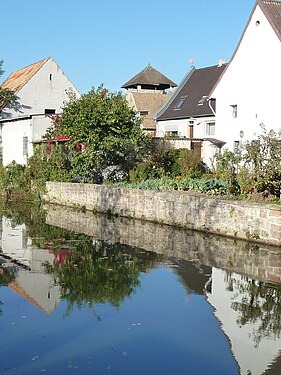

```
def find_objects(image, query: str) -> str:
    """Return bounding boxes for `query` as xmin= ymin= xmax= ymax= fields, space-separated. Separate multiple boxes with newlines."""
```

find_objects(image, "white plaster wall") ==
xmin=1 ymin=118 xmax=32 ymax=166
xmin=4 ymin=58 xmax=80 ymax=119
xmin=156 ymin=118 xmax=189 ymax=137
xmin=32 ymin=115 xmax=53 ymax=143
xmin=213 ymin=5 xmax=281 ymax=151
xmin=156 ymin=117 xmax=218 ymax=168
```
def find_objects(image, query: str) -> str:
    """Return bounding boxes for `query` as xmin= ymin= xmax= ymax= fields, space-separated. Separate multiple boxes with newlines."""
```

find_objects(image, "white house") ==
xmin=211 ymin=0 xmax=281 ymax=152
xmin=0 ymin=57 xmax=80 ymax=166
xmin=155 ymin=63 xmax=226 ymax=169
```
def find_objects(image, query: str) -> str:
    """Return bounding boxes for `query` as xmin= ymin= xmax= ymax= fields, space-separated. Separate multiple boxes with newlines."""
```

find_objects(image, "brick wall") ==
xmin=44 ymin=182 xmax=281 ymax=246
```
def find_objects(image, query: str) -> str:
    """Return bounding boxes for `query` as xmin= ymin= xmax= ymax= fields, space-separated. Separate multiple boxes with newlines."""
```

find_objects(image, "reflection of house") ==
xmin=122 ymin=65 xmax=177 ymax=136
xmin=0 ymin=217 xmax=61 ymax=314
xmin=0 ymin=57 xmax=80 ymax=166
xmin=171 ymin=259 xmax=212 ymax=295
xmin=210 ymin=0 xmax=281 ymax=152
xmin=156 ymin=63 xmax=226 ymax=168
xmin=206 ymin=267 xmax=281 ymax=375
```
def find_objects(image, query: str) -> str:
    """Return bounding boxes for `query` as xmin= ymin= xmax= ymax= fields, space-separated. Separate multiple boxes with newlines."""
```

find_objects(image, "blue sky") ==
xmin=1 ymin=0 xmax=256 ymax=94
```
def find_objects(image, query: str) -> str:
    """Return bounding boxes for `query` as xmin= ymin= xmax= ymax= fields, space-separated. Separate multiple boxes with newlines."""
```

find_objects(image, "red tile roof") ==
xmin=1 ymin=57 xmax=50 ymax=93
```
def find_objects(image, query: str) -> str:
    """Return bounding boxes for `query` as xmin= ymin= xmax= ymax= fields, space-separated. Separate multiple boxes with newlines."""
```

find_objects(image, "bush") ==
xmin=177 ymin=149 xmax=208 ymax=178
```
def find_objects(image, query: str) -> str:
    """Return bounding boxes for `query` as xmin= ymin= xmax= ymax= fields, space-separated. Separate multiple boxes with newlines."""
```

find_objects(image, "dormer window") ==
xmin=198 ymin=96 xmax=208 ymax=106
xmin=174 ymin=96 xmax=187 ymax=110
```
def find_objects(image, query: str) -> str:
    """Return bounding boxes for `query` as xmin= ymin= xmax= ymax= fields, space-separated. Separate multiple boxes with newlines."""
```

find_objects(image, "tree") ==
xmin=0 ymin=60 xmax=17 ymax=111
xmin=45 ymin=86 xmax=150 ymax=181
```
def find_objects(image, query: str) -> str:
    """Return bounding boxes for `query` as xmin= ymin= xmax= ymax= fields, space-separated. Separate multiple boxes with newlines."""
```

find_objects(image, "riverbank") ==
xmin=44 ymin=182 xmax=281 ymax=247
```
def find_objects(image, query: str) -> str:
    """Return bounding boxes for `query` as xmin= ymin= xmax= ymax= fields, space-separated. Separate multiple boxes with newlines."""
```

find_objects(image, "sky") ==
xmin=1 ymin=0 xmax=256 ymax=94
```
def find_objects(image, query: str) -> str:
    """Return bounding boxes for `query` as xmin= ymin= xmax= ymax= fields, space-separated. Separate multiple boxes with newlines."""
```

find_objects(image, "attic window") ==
xmin=49 ymin=74 xmax=53 ymax=81
xmin=174 ymin=96 xmax=187 ymax=110
xmin=198 ymin=96 xmax=208 ymax=106
xmin=256 ymin=20 xmax=260 ymax=26
xmin=45 ymin=109 xmax=56 ymax=115
xmin=140 ymin=110 xmax=149 ymax=116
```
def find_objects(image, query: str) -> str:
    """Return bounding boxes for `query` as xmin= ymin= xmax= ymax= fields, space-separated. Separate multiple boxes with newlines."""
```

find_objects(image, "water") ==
xmin=0 ymin=203 xmax=281 ymax=374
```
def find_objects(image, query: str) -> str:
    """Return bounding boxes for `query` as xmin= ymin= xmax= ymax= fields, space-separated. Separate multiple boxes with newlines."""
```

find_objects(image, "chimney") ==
xmin=218 ymin=59 xmax=225 ymax=67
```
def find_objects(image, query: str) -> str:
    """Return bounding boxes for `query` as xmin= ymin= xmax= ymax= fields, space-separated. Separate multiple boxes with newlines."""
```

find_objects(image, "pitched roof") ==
xmin=1 ymin=57 xmax=50 ymax=93
xmin=157 ymin=64 xmax=226 ymax=121
xmin=259 ymin=0 xmax=281 ymax=41
xmin=122 ymin=64 xmax=177 ymax=90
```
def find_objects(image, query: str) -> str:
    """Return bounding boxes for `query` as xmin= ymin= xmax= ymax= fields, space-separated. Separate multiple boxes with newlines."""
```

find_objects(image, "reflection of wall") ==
xmin=0 ymin=217 xmax=61 ymax=314
xmin=44 ymin=205 xmax=281 ymax=284
xmin=207 ymin=268 xmax=281 ymax=375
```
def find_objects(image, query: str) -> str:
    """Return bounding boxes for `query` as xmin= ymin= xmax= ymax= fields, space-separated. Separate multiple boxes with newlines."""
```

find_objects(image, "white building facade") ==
xmin=0 ymin=57 xmax=80 ymax=166
xmin=211 ymin=0 xmax=281 ymax=152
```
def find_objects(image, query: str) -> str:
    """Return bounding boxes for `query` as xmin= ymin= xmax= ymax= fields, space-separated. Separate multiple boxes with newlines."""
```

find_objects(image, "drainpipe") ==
xmin=208 ymin=98 xmax=216 ymax=116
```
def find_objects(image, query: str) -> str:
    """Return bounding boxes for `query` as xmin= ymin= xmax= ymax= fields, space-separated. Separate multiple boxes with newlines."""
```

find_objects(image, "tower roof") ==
xmin=122 ymin=65 xmax=177 ymax=90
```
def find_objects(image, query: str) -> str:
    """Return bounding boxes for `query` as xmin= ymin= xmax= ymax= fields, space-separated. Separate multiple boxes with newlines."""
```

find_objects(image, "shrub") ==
xmin=177 ymin=149 xmax=208 ymax=178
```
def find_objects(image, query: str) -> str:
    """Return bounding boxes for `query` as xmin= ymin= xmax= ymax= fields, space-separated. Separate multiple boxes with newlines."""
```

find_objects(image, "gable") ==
xmin=1 ymin=58 xmax=80 ymax=119
xmin=210 ymin=0 xmax=281 ymax=96
xmin=1 ymin=57 xmax=50 ymax=93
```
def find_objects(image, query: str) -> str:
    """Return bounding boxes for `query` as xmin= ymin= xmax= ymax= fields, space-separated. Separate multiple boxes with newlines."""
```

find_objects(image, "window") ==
xmin=174 ymin=96 xmax=187 ymax=110
xmin=23 ymin=136 xmax=28 ymax=157
xmin=49 ymin=74 xmax=53 ymax=81
xmin=206 ymin=122 xmax=215 ymax=136
xmin=198 ymin=96 xmax=208 ymax=106
xmin=45 ymin=109 xmax=56 ymax=115
xmin=140 ymin=110 xmax=149 ymax=116
xmin=165 ymin=131 xmax=179 ymax=137
xmin=231 ymin=105 xmax=238 ymax=118
xmin=233 ymin=140 xmax=241 ymax=154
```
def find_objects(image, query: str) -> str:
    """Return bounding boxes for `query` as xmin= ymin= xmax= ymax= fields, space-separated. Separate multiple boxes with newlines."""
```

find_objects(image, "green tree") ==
xmin=0 ymin=60 xmax=17 ymax=111
xmin=45 ymin=86 xmax=150 ymax=181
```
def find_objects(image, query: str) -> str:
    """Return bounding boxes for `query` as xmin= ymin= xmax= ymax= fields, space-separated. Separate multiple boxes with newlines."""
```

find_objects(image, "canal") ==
xmin=0 ymin=203 xmax=281 ymax=374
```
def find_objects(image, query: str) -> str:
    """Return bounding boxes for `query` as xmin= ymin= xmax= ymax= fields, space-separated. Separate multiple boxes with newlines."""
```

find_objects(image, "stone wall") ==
xmin=44 ymin=182 xmax=281 ymax=246
xmin=44 ymin=204 xmax=281 ymax=283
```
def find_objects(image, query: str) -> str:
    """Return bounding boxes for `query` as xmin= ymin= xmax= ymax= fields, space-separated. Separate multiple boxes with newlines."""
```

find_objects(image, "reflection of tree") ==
xmin=0 ymin=203 xmax=162 ymax=317
xmin=231 ymin=277 xmax=281 ymax=347
xmin=45 ymin=239 xmax=160 ymax=317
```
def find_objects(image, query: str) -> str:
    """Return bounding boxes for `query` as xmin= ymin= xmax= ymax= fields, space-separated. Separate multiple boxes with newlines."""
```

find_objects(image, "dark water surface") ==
xmin=0 ymin=204 xmax=281 ymax=375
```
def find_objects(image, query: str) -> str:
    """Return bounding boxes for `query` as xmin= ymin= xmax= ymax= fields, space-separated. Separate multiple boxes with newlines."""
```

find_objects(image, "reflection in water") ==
xmin=0 ymin=203 xmax=281 ymax=374
xmin=45 ymin=240 xmax=160 ymax=317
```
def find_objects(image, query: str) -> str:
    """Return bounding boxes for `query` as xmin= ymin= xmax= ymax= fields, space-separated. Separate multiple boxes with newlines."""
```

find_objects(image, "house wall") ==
xmin=156 ymin=117 xmax=219 ymax=168
xmin=3 ymin=58 xmax=80 ymax=119
xmin=44 ymin=182 xmax=281 ymax=246
xmin=0 ymin=58 xmax=80 ymax=165
xmin=1 ymin=118 xmax=32 ymax=165
xmin=212 ymin=5 xmax=281 ymax=151
xmin=157 ymin=118 xmax=189 ymax=137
